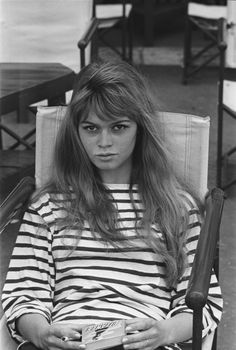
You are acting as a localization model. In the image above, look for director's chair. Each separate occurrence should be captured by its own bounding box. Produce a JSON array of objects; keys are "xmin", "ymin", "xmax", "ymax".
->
[
  {"xmin": 182, "ymin": 0, "xmax": 227, "ymax": 84},
  {"xmin": 0, "ymin": 107, "xmax": 224, "ymax": 350},
  {"xmin": 93, "ymin": 0, "xmax": 133, "ymax": 62},
  {"xmin": 217, "ymin": 6, "xmax": 236, "ymax": 190}
]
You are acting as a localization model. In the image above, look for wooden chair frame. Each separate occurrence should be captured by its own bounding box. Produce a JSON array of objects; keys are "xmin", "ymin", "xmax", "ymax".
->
[
  {"xmin": 182, "ymin": 0, "xmax": 227, "ymax": 84},
  {"xmin": 217, "ymin": 56, "xmax": 236, "ymax": 190},
  {"xmin": 92, "ymin": 0, "xmax": 133, "ymax": 62}
]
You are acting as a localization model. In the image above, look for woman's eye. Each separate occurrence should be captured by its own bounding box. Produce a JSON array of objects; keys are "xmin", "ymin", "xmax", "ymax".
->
[
  {"xmin": 84, "ymin": 125, "xmax": 97, "ymax": 132},
  {"xmin": 113, "ymin": 124, "xmax": 128, "ymax": 131}
]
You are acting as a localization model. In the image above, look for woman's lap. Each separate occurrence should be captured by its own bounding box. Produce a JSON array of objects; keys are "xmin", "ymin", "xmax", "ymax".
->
[{"xmin": 19, "ymin": 342, "xmax": 186, "ymax": 350}]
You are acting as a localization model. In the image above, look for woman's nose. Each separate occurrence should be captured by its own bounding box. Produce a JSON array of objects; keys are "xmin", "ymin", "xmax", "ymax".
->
[{"xmin": 98, "ymin": 129, "xmax": 113, "ymax": 147}]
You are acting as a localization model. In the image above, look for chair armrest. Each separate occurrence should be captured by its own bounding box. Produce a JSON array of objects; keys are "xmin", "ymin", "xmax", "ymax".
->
[
  {"xmin": 217, "ymin": 17, "xmax": 227, "ymax": 51},
  {"xmin": 0, "ymin": 176, "xmax": 35, "ymax": 233},
  {"xmin": 185, "ymin": 188, "xmax": 224, "ymax": 350},
  {"xmin": 78, "ymin": 17, "xmax": 99, "ymax": 68},
  {"xmin": 186, "ymin": 188, "xmax": 224, "ymax": 349},
  {"xmin": 78, "ymin": 17, "xmax": 99, "ymax": 51},
  {"xmin": 186, "ymin": 187, "xmax": 224, "ymax": 310}
]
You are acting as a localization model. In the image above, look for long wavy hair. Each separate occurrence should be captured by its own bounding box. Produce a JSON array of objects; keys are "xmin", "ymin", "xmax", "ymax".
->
[{"xmin": 36, "ymin": 60, "xmax": 203, "ymax": 288}]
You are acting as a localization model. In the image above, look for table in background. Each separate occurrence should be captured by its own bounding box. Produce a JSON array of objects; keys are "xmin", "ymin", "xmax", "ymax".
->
[
  {"xmin": 0, "ymin": 62, "xmax": 75, "ymax": 199},
  {"xmin": 0, "ymin": 62, "xmax": 75, "ymax": 150},
  {"xmin": 0, "ymin": 62, "xmax": 75, "ymax": 122}
]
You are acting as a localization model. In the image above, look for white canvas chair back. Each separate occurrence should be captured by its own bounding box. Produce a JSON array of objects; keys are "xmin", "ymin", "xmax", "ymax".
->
[
  {"xmin": 0, "ymin": 0, "xmax": 93, "ymax": 72},
  {"xmin": 159, "ymin": 111, "xmax": 209, "ymax": 199},
  {"xmin": 96, "ymin": 2, "xmax": 132, "ymax": 29},
  {"xmin": 35, "ymin": 107, "xmax": 209, "ymax": 200},
  {"xmin": 188, "ymin": 2, "xmax": 227, "ymax": 21}
]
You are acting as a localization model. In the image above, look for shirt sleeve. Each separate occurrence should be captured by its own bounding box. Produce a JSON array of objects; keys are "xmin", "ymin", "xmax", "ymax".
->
[
  {"xmin": 166, "ymin": 201, "xmax": 223, "ymax": 342},
  {"xmin": 1, "ymin": 194, "xmax": 56, "ymax": 343}
]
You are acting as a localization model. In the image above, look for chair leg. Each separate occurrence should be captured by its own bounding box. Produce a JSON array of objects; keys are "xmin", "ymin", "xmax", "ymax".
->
[
  {"xmin": 217, "ymin": 102, "xmax": 223, "ymax": 189},
  {"xmin": 91, "ymin": 33, "xmax": 99, "ymax": 62},
  {"xmin": 128, "ymin": 12, "xmax": 133, "ymax": 63},
  {"xmin": 182, "ymin": 16, "xmax": 192, "ymax": 84},
  {"xmin": 216, "ymin": 43, "xmax": 226, "ymax": 189},
  {"xmin": 192, "ymin": 308, "xmax": 203, "ymax": 350},
  {"xmin": 121, "ymin": 15, "xmax": 127, "ymax": 61}
]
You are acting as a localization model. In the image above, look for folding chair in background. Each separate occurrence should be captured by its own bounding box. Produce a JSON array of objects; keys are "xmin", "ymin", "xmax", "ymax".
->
[
  {"xmin": 0, "ymin": 106, "xmax": 224, "ymax": 350},
  {"xmin": 93, "ymin": 0, "xmax": 133, "ymax": 62},
  {"xmin": 182, "ymin": 0, "xmax": 227, "ymax": 84},
  {"xmin": 217, "ymin": 1, "xmax": 236, "ymax": 190}
]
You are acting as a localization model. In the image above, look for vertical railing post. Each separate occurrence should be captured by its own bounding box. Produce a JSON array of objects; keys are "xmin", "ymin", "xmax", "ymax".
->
[{"xmin": 216, "ymin": 18, "xmax": 227, "ymax": 188}]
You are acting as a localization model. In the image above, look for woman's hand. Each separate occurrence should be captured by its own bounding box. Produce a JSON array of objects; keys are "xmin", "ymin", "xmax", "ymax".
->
[
  {"xmin": 17, "ymin": 314, "xmax": 85, "ymax": 350},
  {"xmin": 122, "ymin": 313, "xmax": 193, "ymax": 349},
  {"xmin": 122, "ymin": 318, "xmax": 168, "ymax": 350},
  {"xmin": 38, "ymin": 322, "xmax": 85, "ymax": 350}
]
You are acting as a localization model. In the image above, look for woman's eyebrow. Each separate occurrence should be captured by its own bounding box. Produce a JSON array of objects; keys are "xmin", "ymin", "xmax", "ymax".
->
[
  {"xmin": 81, "ymin": 119, "xmax": 131, "ymax": 125},
  {"xmin": 112, "ymin": 119, "xmax": 131, "ymax": 124},
  {"xmin": 80, "ymin": 120, "xmax": 97, "ymax": 125}
]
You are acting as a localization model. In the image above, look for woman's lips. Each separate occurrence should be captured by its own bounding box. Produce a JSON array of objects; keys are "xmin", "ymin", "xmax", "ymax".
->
[{"xmin": 96, "ymin": 153, "xmax": 117, "ymax": 160}]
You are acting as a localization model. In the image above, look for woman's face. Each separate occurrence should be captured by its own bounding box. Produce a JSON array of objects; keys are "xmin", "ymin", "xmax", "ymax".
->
[{"xmin": 79, "ymin": 112, "xmax": 137, "ymax": 183}]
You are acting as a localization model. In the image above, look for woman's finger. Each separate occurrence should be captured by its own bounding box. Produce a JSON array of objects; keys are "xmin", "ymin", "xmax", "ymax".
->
[
  {"xmin": 123, "ymin": 337, "xmax": 155, "ymax": 350},
  {"xmin": 126, "ymin": 318, "xmax": 155, "ymax": 332},
  {"xmin": 51, "ymin": 336, "xmax": 85, "ymax": 350}
]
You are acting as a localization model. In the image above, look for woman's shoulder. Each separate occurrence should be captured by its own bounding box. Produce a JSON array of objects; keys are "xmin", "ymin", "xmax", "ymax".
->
[
  {"xmin": 178, "ymin": 189, "xmax": 200, "ymax": 212},
  {"xmin": 29, "ymin": 191, "xmax": 69, "ymax": 219}
]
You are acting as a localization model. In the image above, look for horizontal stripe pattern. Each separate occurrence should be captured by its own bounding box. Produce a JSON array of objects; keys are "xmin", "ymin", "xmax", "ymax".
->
[{"xmin": 2, "ymin": 185, "xmax": 223, "ymax": 345}]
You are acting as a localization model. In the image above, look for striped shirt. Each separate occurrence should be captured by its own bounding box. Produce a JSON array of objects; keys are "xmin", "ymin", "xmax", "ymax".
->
[{"xmin": 2, "ymin": 184, "xmax": 223, "ymax": 348}]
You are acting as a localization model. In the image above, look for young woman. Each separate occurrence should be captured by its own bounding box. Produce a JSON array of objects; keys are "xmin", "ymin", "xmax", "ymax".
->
[{"xmin": 2, "ymin": 61, "xmax": 223, "ymax": 350}]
